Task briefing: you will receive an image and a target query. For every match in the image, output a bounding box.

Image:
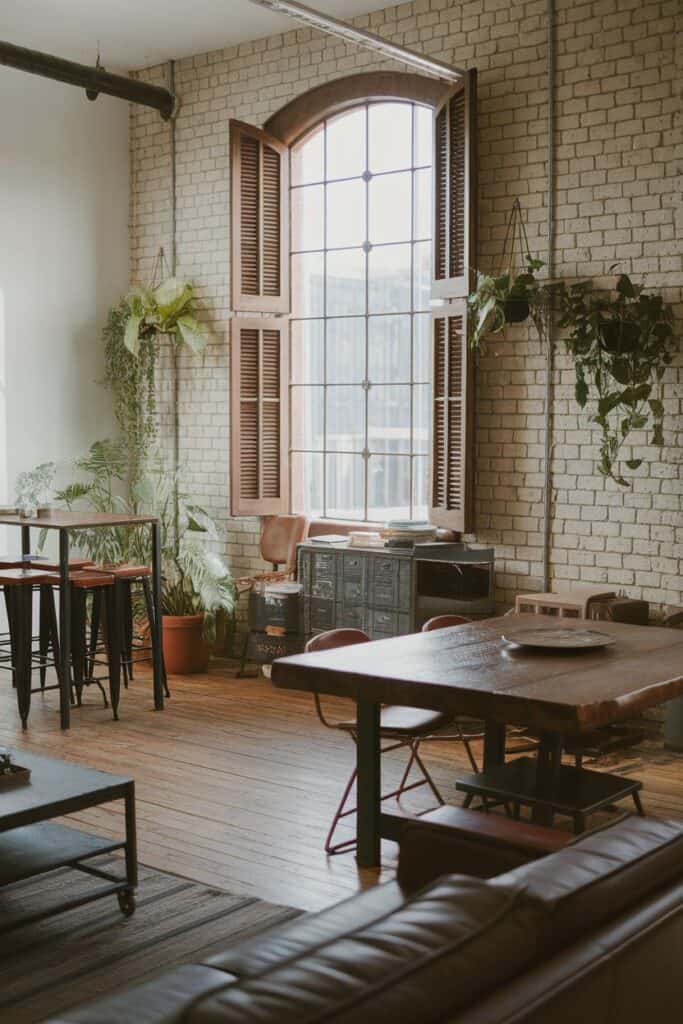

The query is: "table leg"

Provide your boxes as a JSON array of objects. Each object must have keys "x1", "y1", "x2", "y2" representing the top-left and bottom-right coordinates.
[
  {"x1": 119, "y1": 783, "x2": 138, "y2": 916},
  {"x1": 355, "y1": 699, "x2": 381, "y2": 867},
  {"x1": 532, "y1": 732, "x2": 562, "y2": 826},
  {"x1": 21, "y1": 524, "x2": 31, "y2": 559},
  {"x1": 483, "y1": 720, "x2": 506, "y2": 769},
  {"x1": 58, "y1": 530, "x2": 71, "y2": 729},
  {"x1": 150, "y1": 521, "x2": 164, "y2": 710}
]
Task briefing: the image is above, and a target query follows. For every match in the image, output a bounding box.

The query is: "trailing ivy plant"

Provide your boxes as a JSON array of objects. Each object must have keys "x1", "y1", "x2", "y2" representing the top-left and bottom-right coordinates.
[
  {"x1": 468, "y1": 257, "x2": 548, "y2": 349},
  {"x1": 557, "y1": 273, "x2": 675, "y2": 486},
  {"x1": 102, "y1": 277, "x2": 208, "y2": 502}
]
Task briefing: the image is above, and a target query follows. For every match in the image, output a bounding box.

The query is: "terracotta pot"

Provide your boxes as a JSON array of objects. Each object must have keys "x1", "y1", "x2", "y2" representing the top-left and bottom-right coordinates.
[{"x1": 162, "y1": 614, "x2": 209, "y2": 675}]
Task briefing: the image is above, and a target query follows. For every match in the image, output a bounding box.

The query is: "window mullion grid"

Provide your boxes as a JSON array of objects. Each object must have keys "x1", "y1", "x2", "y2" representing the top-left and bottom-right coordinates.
[
  {"x1": 322, "y1": 117, "x2": 328, "y2": 518},
  {"x1": 363, "y1": 101, "x2": 370, "y2": 523},
  {"x1": 409, "y1": 102, "x2": 415, "y2": 520}
]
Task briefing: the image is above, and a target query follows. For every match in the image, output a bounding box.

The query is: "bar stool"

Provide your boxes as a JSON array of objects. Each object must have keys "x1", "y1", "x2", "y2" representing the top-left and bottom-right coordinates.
[
  {"x1": 0, "y1": 568, "x2": 54, "y2": 728},
  {"x1": 27, "y1": 558, "x2": 94, "y2": 688},
  {"x1": 44, "y1": 569, "x2": 122, "y2": 720},
  {"x1": 88, "y1": 564, "x2": 168, "y2": 697}
]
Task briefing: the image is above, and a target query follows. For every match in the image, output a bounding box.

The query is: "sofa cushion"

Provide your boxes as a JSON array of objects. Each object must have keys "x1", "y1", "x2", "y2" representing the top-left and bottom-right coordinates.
[
  {"x1": 186, "y1": 876, "x2": 546, "y2": 1024},
  {"x1": 205, "y1": 880, "x2": 405, "y2": 978},
  {"x1": 491, "y1": 815, "x2": 683, "y2": 950}
]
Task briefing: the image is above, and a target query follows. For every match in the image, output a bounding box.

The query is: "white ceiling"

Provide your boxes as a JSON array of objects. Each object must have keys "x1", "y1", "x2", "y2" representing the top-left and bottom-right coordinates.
[{"x1": 0, "y1": 0, "x2": 405, "y2": 72}]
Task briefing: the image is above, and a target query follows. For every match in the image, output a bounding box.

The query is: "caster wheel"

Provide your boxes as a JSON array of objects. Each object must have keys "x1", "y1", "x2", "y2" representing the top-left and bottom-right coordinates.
[{"x1": 117, "y1": 890, "x2": 136, "y2": 917}]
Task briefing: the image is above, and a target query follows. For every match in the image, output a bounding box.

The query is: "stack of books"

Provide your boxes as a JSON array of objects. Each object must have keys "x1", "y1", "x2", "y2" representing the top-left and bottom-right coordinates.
[{"x1": 382, "y1": 521, "x2": 437, "y2": 545}]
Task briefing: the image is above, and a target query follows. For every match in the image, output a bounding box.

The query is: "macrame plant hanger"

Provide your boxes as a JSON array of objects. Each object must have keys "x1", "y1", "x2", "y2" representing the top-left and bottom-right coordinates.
[
  {"x1": 498, "y1": 198, "x2": 534, "y2": 279},
  {"x1": 149, "y1": 246, "x2": 171, "y2": 290}
]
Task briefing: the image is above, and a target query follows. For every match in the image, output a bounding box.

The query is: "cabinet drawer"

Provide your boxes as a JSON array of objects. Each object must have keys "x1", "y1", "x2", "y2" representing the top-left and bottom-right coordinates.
[
  {"x1": 370, "y1": 608, "x2": 398, "y2": 637},
  {"x1": 337, "y1": 603, "x2": 368, "y2": 631},
  {"x1": 310, "y1": 598, "x2": 335, "y2": 631},
  {"x1": 310, "y1": 552, "x2": 337, "y2": 600},
  {"x1": 371, "y1": 556, "x2": 400, "y2": 608}
]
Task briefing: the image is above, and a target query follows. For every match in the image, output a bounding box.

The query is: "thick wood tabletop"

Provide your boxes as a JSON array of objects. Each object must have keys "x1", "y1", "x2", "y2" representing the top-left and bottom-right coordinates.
[
  {"x1": 0, "y1": 511, "x2": 158, "y2": 530},
  {"x1": 271, "y1": 614, "x2": 683, "y2": 735}
]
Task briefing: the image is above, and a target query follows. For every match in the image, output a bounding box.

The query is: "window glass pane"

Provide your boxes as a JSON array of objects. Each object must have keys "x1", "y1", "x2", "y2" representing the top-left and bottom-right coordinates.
[
  {"x1": 413, "y1": 167, "x2": 432, "y2": 240},
  {"x1": 413, "y1": 313, "x2": 431, "y2": 383},
  {"x1": 291, "y1": 386, "x2": 324, "y2": 450},
  {"x1": 292, "y1": 184, "x2": 324, "y2": 252},
  {"x1": 368, "y1": 384, "x2": 411, "y2": 454},
  {"x1": 326, "y1": 107, "x2": 366, "y2": 180},
  {"x1": 411, "y1": 456, "x2": 429, "y2": 520},
  {"x1": 291, "y1": 124, "x2": 324, "y2": 185},
  {"x1": 326, "y1": 179, "x2": 366, "y2": 248},
  {"x1": 292, "y1": 252, "x2": 324, "y2": 317},
  {"x1": 368, "y1": 243, "x2": 411, "y2": 314},
  {"x1": 327, "y1": 317, "x2": 365, "y2": 384},
  {"x1": 326, "y1": 454, "x2": 365, "y2": 520},
  {"x1": 327, "y1": 386, "x2": 365, "y2": 451},
  {"x1": 291, "y1": 452, "x2": 324, "y2": 516},
  {"x1": 413, "y1": 105, "x2": 432, "y2": 168},
  {"x1": 368, "y1": 315, "x2": 410, "y2": 382},
  {"x1": 291, "y1": 320, "x2": 324, "y2": 384},
  {"x1": 412, "y1": 384, "x2": 430, "y2": 454},
  {"x1": 368, "y1": 171, "x2": 411, "y2": 245},
  {"x1": 326, "y1": 248, "x2": 366, "y2": 316},
  {"x1": 369, "y1": 103, "x2": 412, "y2": 173},
  {"x1": 368, "y1": 454, "x2": 411, "y2": 521},
  {"x1": 413, "y1": 240, "x2": 431, "y2": 312}
]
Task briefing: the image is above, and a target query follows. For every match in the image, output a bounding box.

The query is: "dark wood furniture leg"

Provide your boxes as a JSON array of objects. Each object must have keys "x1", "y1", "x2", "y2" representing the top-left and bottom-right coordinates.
[
  {"x1": 532, "y1": 732, "x2": 562, "y2": 826},
  {"x1": 150, "y1": 521, "x2": 164, "y2": 710},
  {"x1": 120, "y1": 782, "x2": 138, "y2": 916},
  {"x1": 355, "y1": 698, "x2": 381, "y2": 867},
  {"x1": 483, "y1": 720, "x2": 506, "y2": 768},
  {"x1": 58, "y1": 530, "x2": 71, "y2": 729}
]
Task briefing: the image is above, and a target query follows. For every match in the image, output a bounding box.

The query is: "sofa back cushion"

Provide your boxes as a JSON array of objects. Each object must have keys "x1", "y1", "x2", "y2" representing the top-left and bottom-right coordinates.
[
  {"x1": 491, "y1": 816, "x2": 683, "y2": 951},
  {"x1": 188, "y1": 876, "x2": 544, "y2": 1024}
]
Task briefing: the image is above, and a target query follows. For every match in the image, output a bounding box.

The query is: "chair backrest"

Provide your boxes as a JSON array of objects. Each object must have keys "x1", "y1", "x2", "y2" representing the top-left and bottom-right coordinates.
[
  {"x1": 305, "y1": 629, "x2": 370, "y2": 729},
  {"x1": 260, "y1": 515, "x2": 309, "y2": 571},
  {"x1": 421, "y1": 614, "x2": 471, "y2": 632},
  {"x1": 306, "y1": 628, "x2": 370, "y2": 653}
]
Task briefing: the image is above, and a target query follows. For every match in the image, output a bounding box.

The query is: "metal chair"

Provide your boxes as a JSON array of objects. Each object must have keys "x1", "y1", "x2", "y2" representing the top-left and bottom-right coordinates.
[
  {"x1": 420, "y1": 616, "x2": 481, "y2": 773},
  {"x1": 307, "y1": 627, "x2": 450, "y2": 855}
]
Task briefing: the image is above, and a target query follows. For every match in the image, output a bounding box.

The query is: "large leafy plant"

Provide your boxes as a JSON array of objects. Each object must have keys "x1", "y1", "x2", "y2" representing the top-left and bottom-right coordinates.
[
  {"x1": 558, "y1": 273, "x2": 675, "y2": 486},
  {"x1": 122, "y1": 277, "x2": 208, "y2": 358}
]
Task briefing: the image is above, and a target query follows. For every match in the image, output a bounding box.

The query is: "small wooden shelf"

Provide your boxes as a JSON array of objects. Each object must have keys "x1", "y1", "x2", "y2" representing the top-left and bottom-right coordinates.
[{"x1": 0, "y1": 822, "x2": 123, "y2": 886}]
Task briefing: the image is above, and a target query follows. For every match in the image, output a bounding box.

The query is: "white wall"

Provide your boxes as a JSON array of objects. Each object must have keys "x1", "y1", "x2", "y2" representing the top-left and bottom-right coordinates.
[{"x1": 0, "y1": 68, "x2": 129, "y2": 553}]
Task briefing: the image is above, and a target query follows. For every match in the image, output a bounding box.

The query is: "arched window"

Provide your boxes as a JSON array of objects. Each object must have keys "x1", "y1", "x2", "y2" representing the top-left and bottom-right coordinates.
[
  {"x1": 229, "y1": 71, "x2": 477, "y2": 531},
  {"x1": 289, "y1": 101, "x2": 433, "y2": 522}
]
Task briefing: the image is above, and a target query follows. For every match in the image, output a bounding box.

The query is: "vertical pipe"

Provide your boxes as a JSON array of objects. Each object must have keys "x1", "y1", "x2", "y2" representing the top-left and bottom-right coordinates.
[
  {"x1": 542, "y1": 0, "x2": 556, "y2": 592},
  {"x1": 168, "y1": 60, "x2": 181, "y2": 547}
]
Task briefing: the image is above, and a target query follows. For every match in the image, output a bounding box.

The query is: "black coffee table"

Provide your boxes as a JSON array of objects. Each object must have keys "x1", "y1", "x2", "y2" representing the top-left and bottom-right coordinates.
[{"x1": 0, "y1": 751, "x2": 136, "y2": 933}]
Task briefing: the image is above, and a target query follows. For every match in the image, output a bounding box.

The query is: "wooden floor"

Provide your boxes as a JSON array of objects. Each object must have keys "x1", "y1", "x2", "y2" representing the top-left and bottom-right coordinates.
[{"x1": 1, "y1": 663, "x2": 682, "y2": 913}]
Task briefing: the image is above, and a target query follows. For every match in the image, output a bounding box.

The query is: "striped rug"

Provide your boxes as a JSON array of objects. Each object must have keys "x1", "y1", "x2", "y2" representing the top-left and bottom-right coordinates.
[{"x1": 0, "y1": 859, "x2": 300, "y2": 1024}]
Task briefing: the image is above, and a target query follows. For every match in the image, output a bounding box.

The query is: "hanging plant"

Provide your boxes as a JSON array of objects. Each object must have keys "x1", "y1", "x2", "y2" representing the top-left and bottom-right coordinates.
[
  {"x1": 102, "y1": 271, "x2": 208, "y2": 502},
  {"x1": 468, "y1": 257, "x2": 547, "y2": 349},
  {"x1": 557, "y1": 273, "x2": 675, "y2": 486}
]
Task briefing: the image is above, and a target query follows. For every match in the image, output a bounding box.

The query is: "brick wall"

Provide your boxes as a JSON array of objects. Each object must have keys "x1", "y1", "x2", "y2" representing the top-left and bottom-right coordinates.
[{"x1": 129, "y1": 0, "x2": 682, "y2": 624}]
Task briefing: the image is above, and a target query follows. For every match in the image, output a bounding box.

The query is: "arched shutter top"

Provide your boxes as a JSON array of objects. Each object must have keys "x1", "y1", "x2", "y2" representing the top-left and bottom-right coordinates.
[
  {"x1": 432, "y1": 69, "x2": 477, "y2": 300},
  {"x1": 230, "y1": 120, "x2": 290, "y2": 313}
]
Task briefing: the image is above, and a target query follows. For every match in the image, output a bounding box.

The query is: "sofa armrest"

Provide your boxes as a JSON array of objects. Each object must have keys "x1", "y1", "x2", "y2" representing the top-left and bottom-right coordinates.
[{"x1": 397, "y1": 806, "x2": 569, "y2": 892}]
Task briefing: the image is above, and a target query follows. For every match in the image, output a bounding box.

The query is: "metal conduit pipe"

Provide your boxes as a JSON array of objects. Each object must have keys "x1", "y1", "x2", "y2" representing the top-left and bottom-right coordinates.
[
  {"x1": 0, "y1": 40, "x2": 176, "y2": 119},
  {"x1": 542, "y1": 0, "x2": 557, "y2": 592}
]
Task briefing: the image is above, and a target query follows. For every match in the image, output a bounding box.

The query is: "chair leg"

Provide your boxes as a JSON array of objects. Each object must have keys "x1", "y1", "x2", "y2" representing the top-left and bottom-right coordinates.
[
  {"x1": 38, "y1": 585, "x2": 49, "y2": 689},
  {"x1": 632, "y1": 790, "x2": 644, "y2": 816},
  {"x1": 410, "y1": 741, "x2": 444, "y2": 805},
  {"x1": 105, "y1": 587, "x2": 122, "y2": 721},
  {"x1": 71, "y1": 590, "x2": 86, "y2": 708},
  {"x1": 12, "y1": 588, "x2": 33, "y2": 729},
  {"x1": 324, "y1": 766, "x2": 359, "y2": 855},
  {"x1": 88, "y1": 589, "x2": 102, "y2": 681},
  {"x1": 4, "y1": 587, "x2": 17, "y2": 687},
  {"x1": 141, "y1": 576, "x2": 170, "y2": 697}
]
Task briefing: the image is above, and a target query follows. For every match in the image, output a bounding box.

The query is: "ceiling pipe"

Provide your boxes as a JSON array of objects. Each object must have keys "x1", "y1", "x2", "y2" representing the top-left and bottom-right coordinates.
[
  {"x1": 0, "y1": 39, "x2": 176, "y2": 119},
  {"x1": 247, "y1": 0, "x2": 464, "y2": 83}
]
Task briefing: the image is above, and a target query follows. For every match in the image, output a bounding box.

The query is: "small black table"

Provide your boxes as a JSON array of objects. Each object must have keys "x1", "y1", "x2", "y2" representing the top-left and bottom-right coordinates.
[{"x1": 0, "y1": 751, "x2": 137, "y2": 933}]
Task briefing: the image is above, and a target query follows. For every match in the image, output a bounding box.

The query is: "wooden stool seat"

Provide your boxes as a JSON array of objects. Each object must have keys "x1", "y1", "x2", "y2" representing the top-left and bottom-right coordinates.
[
  {"x1": 32, "y1": 558, "x2": 94, "y2": 572},
  {"x1": 44, "y1": 571, "x2": 115, "y2": 588},
  {"x1": 0, "y1": 557, "x2": 27, "y2": 569},
  {"x1": 0, "y1": 569, "x2": 53, "y2": 586},
  {"x1": 91, "y1": 564, "x2": 152, "y2": 580}
]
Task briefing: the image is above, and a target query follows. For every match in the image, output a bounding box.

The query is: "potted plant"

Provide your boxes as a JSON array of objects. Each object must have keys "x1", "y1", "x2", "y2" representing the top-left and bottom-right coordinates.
[
  {"x1": 467, "y1": 257, "x2": 547, "y2": 349},
  {"x1": 140, "y1": 471, "x2": 236, "y2": 674},
  {"x1": 121, "y1": 276, "x2": 208, "y2": 357},
  {"x1": 557, "y1": 273, "x2": 675, "y2": 486},
  {"x1": 15, "y1": 462, "x2": 56, "y2": 518}
]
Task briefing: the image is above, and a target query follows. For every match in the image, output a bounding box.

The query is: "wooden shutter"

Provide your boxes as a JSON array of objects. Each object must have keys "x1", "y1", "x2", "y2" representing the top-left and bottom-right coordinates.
[
  {"x1": 430, "y1": 306, "x2": 474, "y2": 533},
  {"x1": 230, "y1": 317, "x2": 289, "y2": 515},
  {"x1": 230, "y1": 120, "x2": 289, "y2": 313},
  {"x1": 432, "y1": 69, "x2": 477, "y2": 300}
]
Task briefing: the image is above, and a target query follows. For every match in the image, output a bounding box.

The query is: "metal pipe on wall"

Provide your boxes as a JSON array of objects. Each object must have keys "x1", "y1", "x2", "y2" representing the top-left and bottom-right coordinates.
[
  {"x1": 542, "y1": 0, "x2": 557, "y2": 592},
  {"x1": 0, "y1": 39, "x2": 175, "y2": 119}
]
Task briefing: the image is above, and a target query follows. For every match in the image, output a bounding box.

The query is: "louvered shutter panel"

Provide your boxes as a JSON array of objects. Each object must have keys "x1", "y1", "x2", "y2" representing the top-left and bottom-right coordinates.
[
  {"x1": 230, "y1": 318, "x2": 289, "y2": 515},
  {"x1": 430, "y1": 307, "x2": 474, "y2": 532},
  {"x1": 432, "y1": 69, "x2": 477, "y2": 300},
  {"x1": 230, "y1": 120, "x2": 289, "y2": 313}
]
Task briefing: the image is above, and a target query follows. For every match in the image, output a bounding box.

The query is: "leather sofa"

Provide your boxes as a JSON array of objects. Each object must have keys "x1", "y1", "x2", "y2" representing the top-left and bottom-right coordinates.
[{"x1": 49, "y1": 815, "x2": 683, "y2": 1024}]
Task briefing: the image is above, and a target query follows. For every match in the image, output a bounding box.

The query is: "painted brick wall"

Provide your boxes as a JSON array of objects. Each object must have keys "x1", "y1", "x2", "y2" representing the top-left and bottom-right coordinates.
[{"x1": 129, "y1": 0, "x2": 682, "y2": 627}]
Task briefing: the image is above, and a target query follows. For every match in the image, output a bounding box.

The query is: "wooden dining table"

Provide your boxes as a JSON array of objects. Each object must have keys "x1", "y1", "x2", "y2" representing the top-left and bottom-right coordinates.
[
  {"x1": 271, "y1": 613, "x2": 683, "y2": 866},
  {"x1": 0, "y1": 511, "x2": 164, "y2": 729}
]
